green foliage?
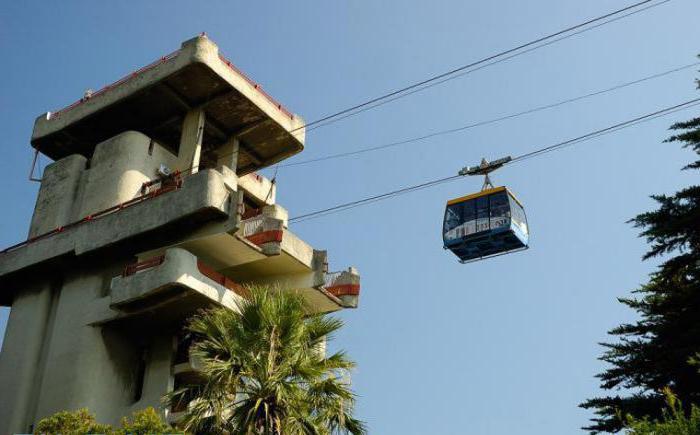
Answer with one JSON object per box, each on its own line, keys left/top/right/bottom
{"left": 625, "top": 389, "right": 700, "bottom": 434}
{"left": 34, "top": 408, "right": 112, "bottom": 435}
{"left": 164, "top": 286, "right": 366, "bottom": 435}
{"left": 116, "top": 407, "right": 176, "bottom": 435}
{"left": 580, "top": 69, "right": 700, "bottom": 433}
{"left": 34, "top": 407, "right": 176, "bottom": 435}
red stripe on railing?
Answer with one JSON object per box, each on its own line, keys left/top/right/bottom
{"left": 246, "top": 230, "right": 283, "bottom": 246}
{"left": 218, "top": 53, "right": 294, "bottom": 119}
{"left": 196, "top": 260, "right": 246, "bottom": 296}
{"left": 326, "top": 284, "right": 360, "bottom": 297}
{"left": 48, "top": 45, "right": 295, "bottom": 123}
{"left": 1, "top": 175, "right": 184, "bottom": 255}
{"left": 49, "top": 50, "right": 180, "bottom": 120}
{"left": 122, "top": 254, "right": 166, "bottom": 277}
{"left": 141, "top": 170, "right": 182, "bottom": 193}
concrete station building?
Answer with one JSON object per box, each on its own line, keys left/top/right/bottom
{"left": 0, "top": 34, "right": 361, "bottom": 434}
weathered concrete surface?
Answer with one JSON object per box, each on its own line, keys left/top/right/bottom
{"left": 31, "top": 35, "right": 306, "bottom": 174}
{"left": 176, "top": 108, "right": 204, "bottom": 174}
{"left": 29, "top": 131, "right": 180, "bottom": 238}
{"left": 262, "top": 204, "right": 288, "bottom": 227}
{"left": 1, "top": 35, "right": 361, "bottom": 432}
{"left": 239, "top": 172, "right": 276, "bottom": 205}
{"left": 29, "top": 154, "right": 86, "bottom": 238}
{"left": 0, "top": 280, "right": 54, "bottom": 435}
{"left": 110, "top": 248, "right": 245, "bottom": 313}
{"left": 0, "top": 168, "right": 233, "bottom": 282}
{"left": 31, "top": 269, "right": 137, "bottom": 426}
{"left": 0, "top": 258, "right": 188, "bottom": 431}
{"left": 79, "top": 131, "right": 178, "bottom": 217}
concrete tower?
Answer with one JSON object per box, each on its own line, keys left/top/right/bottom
{"left": 0, "top": 35, "right": 361, "bottom": 434}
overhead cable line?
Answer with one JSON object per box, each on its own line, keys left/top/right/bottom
{"left": 509, "top": 98, "right": 700, "bottom": 163}
{"left": 289, "top": 176, "right": 462, "bottom": 223}
{"left": 177, "top": 0, "right": 672, "bottom": 177}
{"left": 282, "top": 60, "right": 699, "bottom": 168}
{"left": 292, "top": 0, "right": 670, "bottom": 134}
{"left": 289, "top": 97, "right": 700, "bottom": 224}
{"left": 187, "top": 55, "right": 693, "bottom": 178}
{"left": 298, "top": 0, "right": 671, "bottom": 135}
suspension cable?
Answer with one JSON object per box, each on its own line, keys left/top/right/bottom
{"left": 290, "top": 175, "right": 462, "bottom": 223}
{"left": 509, "top": 98, "right": 700, "bottom": 163}
{"left": 288, "top": 97, "right": 700, "bottom": 224}
{"left": 291, "top": 0, "right": 670, "bottom": 134}
{"left": 182, "top": 57, "right": 696, "bottom": 179}
{"left": 282, "top": 61, "right": 699, "bottom": 168}
{"left": 175, "top": 0, "right": 674, "bottom": 178}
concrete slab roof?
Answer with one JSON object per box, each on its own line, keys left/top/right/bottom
{"left": 31, "top": 34, "right": 306, "bottom": 175}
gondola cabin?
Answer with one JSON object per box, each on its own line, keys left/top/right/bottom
{"left": 443, "top": 186, "right": 528, "bottom": 262}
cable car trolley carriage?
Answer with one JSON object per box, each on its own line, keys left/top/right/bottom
{"left": 443, "top": 156, "right": 529, "bottom": 263}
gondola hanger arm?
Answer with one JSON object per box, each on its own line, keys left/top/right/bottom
{"left": 458, "top": 155, "right": 512, "bottom": 191}
{"left": 458, "top": 155, "right": 512, "bottom": 176}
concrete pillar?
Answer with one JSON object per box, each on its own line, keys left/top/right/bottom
{"left": 133, "top": 333, "right": 174, "bottom": 413}
{"left": 28, "top": 154, "right": 87, "bottom": 238}
{"left": 0, "top": 281, "right": 55, "bottom": 435}
{"left": 31, "top": 271, "right": 137, "bottom": 427}
{"left": 216, "top": 136, "right": 239, "bottom": 172}
{"left": 177, "top": 108, "right": 205, "bottom": 174}
{"left": 78, "top": 131, "right": 178, "bottom": 218}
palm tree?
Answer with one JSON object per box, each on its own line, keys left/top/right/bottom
{"left": 165, "top": 286, "right": 366, "bottom": 435}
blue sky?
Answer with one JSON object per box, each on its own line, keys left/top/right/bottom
{"left": 1, "top": 1, "right": 699, "bottom": 433}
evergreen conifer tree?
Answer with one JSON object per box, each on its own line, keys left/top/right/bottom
{"left": 581, "top": 70, "right": 700, "bottom": 433}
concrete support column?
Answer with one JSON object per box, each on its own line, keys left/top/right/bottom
{"left": 0, "top": 281, "right": 55, "bottom": 435}
{"left": 31, "top": 272, "right": 137, "bottom": 427}
{"left": 177, "top": 108, "right": 205, "bottom": 174}
{"left": 216, "top": 136, "right": 239, "bottom": 172}
{"left": 132, "top": 334, "right": 174, "bottom": 415}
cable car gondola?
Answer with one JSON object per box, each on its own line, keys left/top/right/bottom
{"left": 442, "top": 157, "right": 529, "bottom": 263}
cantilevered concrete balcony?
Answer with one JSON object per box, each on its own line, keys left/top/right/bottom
{"left": 106, "top": 246, "right": 353, "bottom": 318}
{"left": 174, "top": 212, "right": 360, "bottom": 313}
{"left": 83, "top": 248, "right": 246, "bottom": 327}
{"left": 110, "top": 248, "right": 245, "bottom": 312}
{"left": 0, "top": 169, "right": 234, "bottom": 290}
{"left": 0, "top": 166, "right": 361, "bottom": 313}
{"left": 324, "top": 267, "right": 361, "bottom": 309}
{"left": 101, "top": 244, "right": 358, "bottom": 328}
{"left": 225, "top": 219, "right": 361, "bottom": 311}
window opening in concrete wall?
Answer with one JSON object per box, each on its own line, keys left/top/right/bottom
{"left": 0, "top": 307, "right": 10, "bottom": 351}
{"left": 133, "top": 346, "right": 147, "bottom": 403}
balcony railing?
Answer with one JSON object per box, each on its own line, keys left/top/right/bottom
{"left": 196, "top": 261, "right": 246, "bottom": 296}
{"left": 122, "top": 254, "right": 166, "bottom": 277}
{"left": 239, "top": 215, "right": 283, "bottom": 246}
{"left": 1, "top": 173, "right": 185, "bottom": 255}
{"left": 324, "top": 268, "right": 360, "bottom": 308}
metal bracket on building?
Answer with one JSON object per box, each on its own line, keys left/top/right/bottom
{"left": 458, "top": 156, "right": 512, "bottom": 191}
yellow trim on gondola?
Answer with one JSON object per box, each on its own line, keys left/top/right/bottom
{"left": 446, "top": 186, "right": 524, "bottom": 208}
{"left": 446, "top": 186, "right": 505, "bottom": 206}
